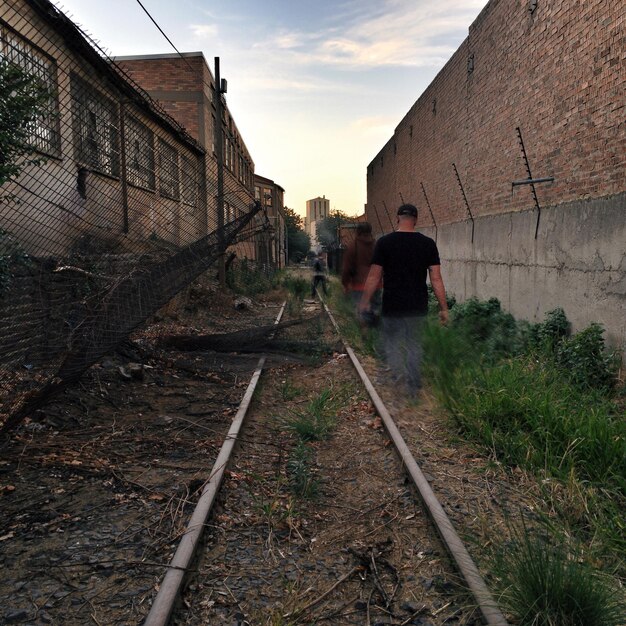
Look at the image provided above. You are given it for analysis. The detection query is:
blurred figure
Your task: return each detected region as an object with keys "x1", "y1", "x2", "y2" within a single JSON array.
[
  {"x1": 341, "y1": 222, "x2": 381, "y2": 326},
  {"x1": 311, "y1": 254, "x2": 328, "y2": 297},
  {"x1": 359, "y1": 204, "x2": 448, "y2": 398}
]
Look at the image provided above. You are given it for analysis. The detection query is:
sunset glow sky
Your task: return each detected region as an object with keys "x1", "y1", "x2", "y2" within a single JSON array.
[{"x1": 53, "y1": 0, "x2": 489, "y2": 216}]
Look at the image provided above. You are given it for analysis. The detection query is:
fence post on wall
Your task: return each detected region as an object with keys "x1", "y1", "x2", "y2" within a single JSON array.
[
  {"x1": 452, "y1": 163, "x2": 474, "y2": 243},
  {"x1": 420, "y1": 182, "x2": 438, "y2": 243},
  {"x1": 513, "y1": 127, "x2": 554, "y2": 239},
  {"x1": 214, "y1": 57, "x2": 225, "y2": 287},
  {"x1": 381, "y1": 200, "x2": 395, "y2": 232}
]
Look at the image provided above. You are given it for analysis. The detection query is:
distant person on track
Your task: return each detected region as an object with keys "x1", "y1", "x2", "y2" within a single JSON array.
[
  {"x1": 311, "y1": 254, "x2": 328, "y2": 297},
  {"x1": 359, "y1": 204, "x2": 448, "y2": 398},
  {"x1": 341, "y1": 222, "x2": 381, "y2": 328}
]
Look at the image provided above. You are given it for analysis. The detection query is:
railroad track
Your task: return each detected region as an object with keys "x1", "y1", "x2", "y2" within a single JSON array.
[{"x1": 144, "y1": 297, "x2": 509, "y2": 625}]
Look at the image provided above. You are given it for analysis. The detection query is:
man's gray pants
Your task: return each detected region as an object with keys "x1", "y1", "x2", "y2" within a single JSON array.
[{"x1": 381, "y1": 315, "x2": 425, "y2": 395}]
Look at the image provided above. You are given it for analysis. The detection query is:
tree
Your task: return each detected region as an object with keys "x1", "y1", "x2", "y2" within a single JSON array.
[
  {"x1": 283, "y1": 206, "x2": 310, "y2": 262},
  {"x1": 316, "y1": 210, "x2": 355, "y2": 250},
  {"x1": 0, "y1": 58, "x2": 52, "y2": 186}
]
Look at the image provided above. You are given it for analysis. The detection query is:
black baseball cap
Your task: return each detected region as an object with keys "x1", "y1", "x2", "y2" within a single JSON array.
[{"x1": 397, "y1": 204, "x2": 418, "y2": 217}]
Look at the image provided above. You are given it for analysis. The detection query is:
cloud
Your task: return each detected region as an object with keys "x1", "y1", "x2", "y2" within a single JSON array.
[
  {"x1": 190, "y1": 23, "x2": 218, "y2": 40},
  {"x1": 252, "y1": 0, "x2": 486, "y2": 69}
]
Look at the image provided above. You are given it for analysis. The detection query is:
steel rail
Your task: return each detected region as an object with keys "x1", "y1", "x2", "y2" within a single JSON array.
[
  {"x1": 143, "y1": 302, "x2": 286, "y2": 626},
  {"x1": 320, "y1": 297, "x2": 509, "y2": 626}
]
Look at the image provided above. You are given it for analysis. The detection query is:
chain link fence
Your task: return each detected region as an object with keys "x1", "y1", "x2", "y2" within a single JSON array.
[{"x1": 1, "y1": 0, "x2": 272, "y2": 429}]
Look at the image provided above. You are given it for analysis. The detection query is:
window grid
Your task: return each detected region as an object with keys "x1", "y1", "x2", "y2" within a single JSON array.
[
  {"x1": 0, "y1": 26, "x2": 60, "y2": 156},
  {"x1": 71, "y1": 74, "x2": 119, "y2": 177},
  {"x1": 158, "y1": 138, "x2": 179, "y2": 200},
  {"x1": 125, "y1": 115, "x2": 155, "y2": 190},
  {"x1": 181, "y1": 153, "x2": 198, "y2": 207}
]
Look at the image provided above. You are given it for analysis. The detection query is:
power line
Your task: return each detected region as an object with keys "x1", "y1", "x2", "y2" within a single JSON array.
[{"x1": 133, "y1": 0, "x2": 195, "y2": 72}]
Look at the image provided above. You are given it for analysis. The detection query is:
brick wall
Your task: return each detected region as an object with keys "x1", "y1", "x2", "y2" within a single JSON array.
[
  {"x1": 117, "y1": 56, "x2": 205, "y2": 141},
  {"x1": 366, "y1": 0, "x2": 625, "y2": 352},
  {"x1": 367, "y1": 0, "x2": 625, "y2": 230}
]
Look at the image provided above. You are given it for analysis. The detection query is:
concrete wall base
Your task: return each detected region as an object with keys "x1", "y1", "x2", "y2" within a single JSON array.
[{"x1": 422, "y1": 192, "x2": 626, "y2": 359}]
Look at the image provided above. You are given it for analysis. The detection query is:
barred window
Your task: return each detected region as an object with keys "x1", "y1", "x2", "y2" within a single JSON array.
[
  {"x1": 158, "y1": 138, "x2": 179, "y2": 200},
  {"x1": 181, "y1": 153, "x2": 198, "y2": 206},
  {"x1": 71, "y1": 74, "x2": 119, "y2": 176},
  {"x1": 0, "y1": 25, "x2": 60, "y2": 156},
  {"x1": 125, "y1": 116, "x2": 155, "y2": 190}
]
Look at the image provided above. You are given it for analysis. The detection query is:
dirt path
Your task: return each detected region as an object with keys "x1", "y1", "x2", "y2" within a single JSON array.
[
  {"x1": 0, "y1": 282, "x2": 537, "y2": 625},
  {"x1": 175, "y1": 305, "x2": 482, "y2": 626}
]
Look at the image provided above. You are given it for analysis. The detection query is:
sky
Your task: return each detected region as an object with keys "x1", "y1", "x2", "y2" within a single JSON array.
[{"x1": 52, "y1": 0, "x2": 489, "y2": 217}]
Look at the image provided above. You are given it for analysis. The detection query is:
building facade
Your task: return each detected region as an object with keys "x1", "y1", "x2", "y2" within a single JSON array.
[
  {"x1": 366, "y1": 0, "x2": 625, "y2": 354},
  {"x1": 115, "y1": 52, "x2": 258, "y2": 261},
  {"x1": 305, "y1": 196, "x2": 330, "y2": 249},
  {"x1": 1, "y1": 0, "x2": 209, "y2": 257},
  {"x1": 254, "y1": 174, "x2": 286, "y2": 270}
]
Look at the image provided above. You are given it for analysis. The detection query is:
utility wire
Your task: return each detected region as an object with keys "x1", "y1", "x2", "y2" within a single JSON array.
[{"x1": 133, "y1": 0, "x2": 195, "y2": 72}]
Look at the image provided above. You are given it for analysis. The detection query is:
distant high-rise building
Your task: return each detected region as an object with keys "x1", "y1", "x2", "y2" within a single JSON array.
[{"x1": 305, "y1": 196, "x2": 330, "y2": 244}]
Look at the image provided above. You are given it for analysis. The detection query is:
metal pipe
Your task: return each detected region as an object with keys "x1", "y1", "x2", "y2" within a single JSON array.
[
  {"x1": 511, "y1": 176, "x2": 554, "y2": 187},
  {"x1": 381, "y1": 199, "x2": 396, "y2": 233},
  {"x1": 452, "y1": 163, "x2": 475, "y2": 244},
  {"x1": 420, "y1": 182, "x2": 438, "y2": 242},
  {"x1": 215, "y1": 57, "x2": 226, "y2": 286},
  {"x1": 321, "y1": 300, "x2": 509, "y2": 626},
  {"x1": 143, "y1": 303, "x2": 286, "y2": 626}
]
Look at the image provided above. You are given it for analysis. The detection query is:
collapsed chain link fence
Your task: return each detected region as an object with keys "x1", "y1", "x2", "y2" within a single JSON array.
[{"x1": 0, "y1": 0, "x2": 275, "y2": 429}]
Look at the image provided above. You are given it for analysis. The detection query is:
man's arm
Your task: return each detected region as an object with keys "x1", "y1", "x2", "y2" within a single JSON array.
[
  {"x1": 428, "y1": 264, "x2": 449, "y2": 324},
  {"x1": 358, "y1": 264, "x2": 383, "y2": 312}
]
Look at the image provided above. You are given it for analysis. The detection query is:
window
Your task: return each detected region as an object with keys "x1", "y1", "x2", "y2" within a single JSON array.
[
  {"x1": 158, "y1": 138, "x2": 179, "y2": 200},
  {"x1": 125, "y1": 115, "x2": 154, "y2": 190},
  {"x1": 225, "y1": 202, "x2": 235, "y2": 223},
  {"x1": 0, "y1": 25, "x2": 60, "y2": 156},
  {"x1": 71, "y1": 74, "x2": 119, "y2": 176},
  {"x1": 181, "y1": 153, "x2": 198, "y2": 206},
  {"x1": 254, "y1": 186, "x2": 261, "y2": 201}
]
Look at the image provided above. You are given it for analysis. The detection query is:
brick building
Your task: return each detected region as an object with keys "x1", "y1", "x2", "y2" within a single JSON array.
[
  {"x1": 1, "y1": 0, "x2": 209, "y2": 256},
  {"x1": 305, "y1": 196, "x2": 330, "y2": 249},
  {"x1": 115, "y1": 52, "x2": 259, "y2": 261},
  {"x1": 254, "y1": 174, "x2": 287, "y2": 270},
  {"x1": 366, "y1": 0, "x2": 625, "y2": 353}
]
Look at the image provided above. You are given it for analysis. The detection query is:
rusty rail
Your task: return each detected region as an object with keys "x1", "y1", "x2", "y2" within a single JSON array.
[
  {"x1": 143, "y1": 302, "x2": 286, "y2": 626},
  {"x1": 320, "y1": 297, "x2": 509, "y2": 626}
]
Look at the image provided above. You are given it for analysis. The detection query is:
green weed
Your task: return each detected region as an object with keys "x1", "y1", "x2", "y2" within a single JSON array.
[
  {"x1": 279, "y1": 379, "x2": 302, "y2": 401},
  {"x1": 493, "y1": 525, "x2": 626, "y2": 626},
  {"x1": 287, "y1": 441, "x2": 319, "y2": 499},
  {"x1": 226, "y1": 258, "x2": 277, "y2": 296}
]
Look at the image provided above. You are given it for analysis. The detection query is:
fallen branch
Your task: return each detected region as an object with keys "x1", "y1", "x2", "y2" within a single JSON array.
[{"x1": 283, "y1": 565, "x2": 363, "y2": 618}]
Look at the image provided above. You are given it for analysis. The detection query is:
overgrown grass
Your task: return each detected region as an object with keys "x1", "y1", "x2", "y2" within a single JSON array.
[
  {"x1": 226, "y1": 258, "x2": 278, "y2": 296},
  {"x1": 282, "y1": 274, "x2": 309, "y2": 300},
  {"x1": 327, "y1": 287, "x2": 380, "y2": 356},
  {"x1": 492, "y1": 524, "x2": 626, "y2": 626},
  {"x1": 280, "y1": 385, "x2": 355, "y2": 500},
  {"x1": 422, "y1": 302, "x2": 626, "y2": 577}
]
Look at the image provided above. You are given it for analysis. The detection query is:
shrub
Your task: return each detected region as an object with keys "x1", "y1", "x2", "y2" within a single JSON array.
[
  {"x1": 534, "y1": 307, "x2": 570, "y2": 350},
  {"x1": 555, "y1": 323, "x2": 619, "y2": 391},
  {"x1": 226, "y1": 258, "x2": 276, "y2": 296},
  {"x1": 493, "y1": 527, "x2": 626, "y2": 626},
  {"x1": 449, "y1": 297, "x2": 522, "y2": 361}
]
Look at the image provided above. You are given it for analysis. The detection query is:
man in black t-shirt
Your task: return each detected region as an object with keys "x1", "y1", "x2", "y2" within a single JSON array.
[{"x1": 359, "y1": 204, "x2": 448, "y2": 397}]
